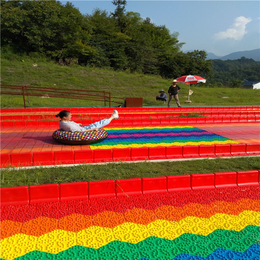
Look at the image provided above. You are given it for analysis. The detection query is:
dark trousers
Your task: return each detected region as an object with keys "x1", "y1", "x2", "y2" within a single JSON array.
[{"x1": 156, "y1": 97, "x2": 167, "y2": 101}]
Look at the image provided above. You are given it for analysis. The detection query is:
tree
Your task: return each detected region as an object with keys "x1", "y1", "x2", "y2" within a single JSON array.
[
  {"x1": 1, "y1": 0, "x2": 94, "y2": 61},
  {"x1": 229, "y1": 79, "x2": 243, "y2": 88},
  {"x1": 111, "y1": 0, "x2": 128, "y2": 33},
  {"x1": 185, "y1": 50, "x2": 213, "y2": 77},
  {"x1": 83, "y1": 9, "x2": 130, "y2": 69}
]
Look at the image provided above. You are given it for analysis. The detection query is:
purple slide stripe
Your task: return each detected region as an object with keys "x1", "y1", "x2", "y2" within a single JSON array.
[{"x1": 108, "y1": 131, "x2": 214, "y2": 138}]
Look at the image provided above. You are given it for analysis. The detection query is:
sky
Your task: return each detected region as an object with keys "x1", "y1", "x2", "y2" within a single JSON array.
[{"x1": 60, "y1": 0, "x2": 260, "y2": 57}]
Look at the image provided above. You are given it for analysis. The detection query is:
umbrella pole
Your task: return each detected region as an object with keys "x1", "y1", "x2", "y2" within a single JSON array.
[{"x1": 185, "y1": 84, "x2": 192, "y2": 103}]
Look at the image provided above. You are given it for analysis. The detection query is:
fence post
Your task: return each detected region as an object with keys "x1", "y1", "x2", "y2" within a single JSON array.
[
  {"x1": 109, "y1": 92, "x2": 111, "y2": 108},
  {"x1": 25, "y1": 86, "x2": 30, "y2": 107},
  {"x1": 103, "y1": 91, "x2": 106, "y2": 106},
  {"x1": 22, "y1": 86, "x2": 26, "y2": 108}
]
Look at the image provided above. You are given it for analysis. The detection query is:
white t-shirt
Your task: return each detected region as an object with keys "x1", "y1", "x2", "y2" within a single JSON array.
[{"x1": 59, "y1": 121, "x2": 85, "y2": 132}]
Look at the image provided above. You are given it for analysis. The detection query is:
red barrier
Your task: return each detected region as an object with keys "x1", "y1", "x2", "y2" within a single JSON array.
[
  {"x1": 70, "y1": 108, "x2": 79, "y2": 112},
  {"x1": 118, "y1": 113, "x2": 125, "y2": 119},
  {"x1": 166, "y1": 146, "x2": 183, "y2": 159},
  {"x1": 30, "y1": 184, "x2": 59, "y2": 203},
  {"x1": 187, "y1": 118, "x2": 197, "y2": 124},
  {"x1": 11, "y1": 152, "x2": 33, "y2": 166},
  {"x1": 0, "y1": 108, "x2": 16, "y2": 112},
  {"x1": 38, "y1": 121, "x2": 50, "y2": 127},
  {"x1": 1, "y1": 115, "x2": 13, "y2": 120},
  {"x1": 33, "y1": 151, "x2": 54, "y2": 165},
  {"x1": 161, "y1": 118, "x2": 170, "y2": 125},
  {"x1": 54, "y1": 151, "x2": 74, "y2": 164},
  {"x1": 1, "y1": 169, "x2": 259, "y2": 205},
  {"x1": 196, "y1": 117, "x2": 206, "y2": 123},
  {"x1": 157, "y1": 113, "x2": 166, "y2": 118},
  {"x1": 230, "y1": 116, "x2": 239, "y2": 122},
  {"x1": 247, "y1": 115, "x2": 256, "y2": 122},
  {"x1": 165, "y1": 113, "x2": 174, "y2": 117},
  {"x1": 113, "y1": 148, "x2": 131, "y2": 161},
  {"x1": 81, "y1": 120, "x2": 92, "y2": 125},
  {"x1": 151, "y1": 119, "x2": 161, "y2": 125},
  {"x1": 74, "y1": 150, "x2": 93, "y2": 163},
  {"x1": 60, "y1": 182, "x2": 88, "y2": 201},
  {"x1": 230, "y1": 144, "x2": 246, "y2": 156},
  {"x1": 116, "y1": 178, "x2": 142, "y2": 196},
  {"x1": 122, "y1": 119, "x2": 133, "y2": 126},
  {"x1": 0, "y1": 154, "x2": 10, "y2": 167},
  {"x1": 213, "y1": 117, "x2": 223, "y2": 123},
  {"x1": 167, "y1": 175, "x2": 191, "y2": 191},
  {"x1": 169, "y1": 118, "x2": 179, "y2": 124},
  {"x1": 12, "y1": 115, "x2": 22, "y2": 120},
  {"x1": 132, "y1": 119, "x2": 142, "y2": 125},
  {"x1": 49, "y1": 121, "x2": 59, "y2": 126},
  {"x1": 191, "y1": 173, "x2": 215, "y2": 190},
  {"x1": 1, "y1": 121, "x2": 15, "y2": 127},
  {"x1": 111, "y1": 119, "x2": 124, "y2": 127},
  {"x1": 148, "y1": 147, "x2": 166, "y2": 160},
  {"x1": 179, "y1": 118, "x2": 188, "y2": 124},
  {"x1": 142, "y1": 119, "x2": 152, "y2": 125},
  {"x1": 88, "y1": 180, "x2": 116, "y2": 199},
  {"x1": 90, "y1": 115, "x2": 100, "y2": 121},
  {"x1": 239, "y1": 116, "x2": 247, "y2": 122},
  {"x1": 218, "y1": 112, "x2": 226, "y2": 117},
  {"x1": 14, "y1": 121, "x2": 26, "y2": 127},
  {"x1": 183, "y1": 145, "x2": 199, "y2": 158},
  {"x1": 142, "y1": 176, "x2": 167, "y2": 194},
  {"x1": 205, "y1": 118, "x2": 214, "y2": 123},
  {"x1": 222, "y1": 117, "x2": 231, "y2": 122},
  {"x1": 0, "y1": 186, "x2": 29, "y2": 206},
  {"x1": 237, "y1": 170, "x2": 259, "y2": 186},
  {"x1": 199, "y1": 145, "x2": 215, "y2": 157},
  {"x1": 215, "y1": 144, "x2": 231, "y2": 156},
  {"x1": 93, "y1": 149, "x2": 113, "y2": 162},
  {"x1": 246, "y1": 143, "x2": 260, "y2": 155},
  {"x1": 214, "y1": 171, "x2": 237, "y2": 188},
  {"x1": 26, "y1": 121, "x2": 38, "y2": 127},
  {"x1": 131, "y1": 147, "x2": 149, "y2": 161},
  {"x1": 30, "y1": 115, "x2": 39, "y2": 121}
]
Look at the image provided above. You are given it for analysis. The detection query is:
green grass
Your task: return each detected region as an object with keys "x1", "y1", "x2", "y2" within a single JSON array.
[
  {"x1": 1, "y1": 157, "x2": 260, "y2": 188},
  {"x1": 1, "y1": 57, "x2": 260, "y2": 108}
]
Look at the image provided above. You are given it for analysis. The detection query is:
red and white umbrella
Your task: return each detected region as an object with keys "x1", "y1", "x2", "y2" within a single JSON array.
[
  {"x1": 176, "y1": 75, "x2": 206, "y2": 85},
  {"x1": 175, "y1": 75, "x2": 206, "y2": 103}
]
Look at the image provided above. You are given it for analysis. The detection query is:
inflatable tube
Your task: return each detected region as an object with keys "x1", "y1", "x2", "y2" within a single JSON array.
[{"x1": 52, "y1": 128, "x2": 108, "y2": 145}]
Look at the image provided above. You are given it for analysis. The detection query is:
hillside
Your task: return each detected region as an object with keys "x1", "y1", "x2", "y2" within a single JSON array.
[
  {"x1": 1, "y1": 57, "x2": 260, "y2": 108},
  {"x1": 207, "y1": 48, "x2": 260, "y2": 61},
  {"x1": 209, "y1": 58, "x2": 260, "y2": 84}
]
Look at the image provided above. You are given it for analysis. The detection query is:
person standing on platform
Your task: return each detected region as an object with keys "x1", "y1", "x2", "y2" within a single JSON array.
[{"x1": 168, "y1": 79, "x2": 181, "y2": 107}]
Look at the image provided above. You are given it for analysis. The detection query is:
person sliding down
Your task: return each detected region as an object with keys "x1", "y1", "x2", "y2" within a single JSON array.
[{"x1": 56, "y1": 110, "x2": 119, "y2": 132}]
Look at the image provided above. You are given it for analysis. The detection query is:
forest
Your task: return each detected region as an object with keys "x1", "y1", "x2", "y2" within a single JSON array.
[
  {"x1": 210, "y1": 58, "x2": 260, "y2": 87},
  {"x1": 1, "y1": 0, "x2": 259, "y2": 87}
]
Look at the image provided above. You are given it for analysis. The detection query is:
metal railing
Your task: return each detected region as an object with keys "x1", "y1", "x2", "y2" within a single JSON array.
[{"x1": 0, "y1": 85, "x2": 124, "y2": 108}]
